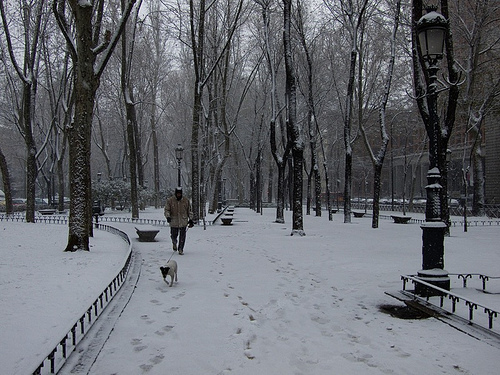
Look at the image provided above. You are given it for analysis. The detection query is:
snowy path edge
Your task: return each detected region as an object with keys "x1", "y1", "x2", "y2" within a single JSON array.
[{"x1": 58, "y1": 249, "x2": 143, "y2": 374}]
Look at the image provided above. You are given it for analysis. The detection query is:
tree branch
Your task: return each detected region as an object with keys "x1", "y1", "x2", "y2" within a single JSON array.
[
  {"x1": 52, "y1": 0, "x2": 77, "y2": 62},
  {"x1": 0, "y1": 0, "x2": 28, "y2": 82},
  {"x1": 95, "y1": 0, "x2": 137, "y2": 79}
]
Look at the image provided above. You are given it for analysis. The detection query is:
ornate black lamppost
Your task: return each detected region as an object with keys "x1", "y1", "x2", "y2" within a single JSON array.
[
  {"x1": 175, "y1": 144, "x2": 183, "y2": 187},
  {"x1": 415, "y1": 6, "x2": 450, "y2": 295}
]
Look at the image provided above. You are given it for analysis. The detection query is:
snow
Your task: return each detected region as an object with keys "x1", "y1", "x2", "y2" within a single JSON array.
[{"x1": 1, "y1": 208, "x2": 500, "y2": 375}]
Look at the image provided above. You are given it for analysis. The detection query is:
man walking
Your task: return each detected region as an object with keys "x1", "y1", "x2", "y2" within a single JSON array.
[{"x1": 164, "y1": 187, "x2": 194, "y2": 255}]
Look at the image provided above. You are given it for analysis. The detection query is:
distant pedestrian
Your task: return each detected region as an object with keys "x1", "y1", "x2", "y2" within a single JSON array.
[{"x1": 164, "y1": 187, "x2": 194, "y2": 255}]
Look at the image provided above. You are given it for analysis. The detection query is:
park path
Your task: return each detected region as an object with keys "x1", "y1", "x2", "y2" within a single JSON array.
[{"x1": 58, "y1": 208, "x2": 500, "y2": 375}]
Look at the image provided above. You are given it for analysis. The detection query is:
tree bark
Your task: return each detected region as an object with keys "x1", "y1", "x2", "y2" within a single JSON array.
[
  {"x1": 0, "y1": 147, "x2": 13, "y2": 214},
  {"x1": 189, "y1": 0, "x2": 206, "y2": 223},
  {"x1": 53, "y1": 0, "x2": 136, "y2": 251},
  {"x1": 283, "y1": 0, "x2": 304, "y2": 235}
]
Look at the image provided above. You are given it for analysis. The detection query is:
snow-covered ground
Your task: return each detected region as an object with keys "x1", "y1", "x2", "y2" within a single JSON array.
[{"x1": 1, "y1": 207, "x2": 500, "y2": 374}]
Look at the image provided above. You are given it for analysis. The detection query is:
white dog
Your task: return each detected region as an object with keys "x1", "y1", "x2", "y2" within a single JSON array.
[{"x1": 160, "y1": 260, "x2": 178, "y2": 287}]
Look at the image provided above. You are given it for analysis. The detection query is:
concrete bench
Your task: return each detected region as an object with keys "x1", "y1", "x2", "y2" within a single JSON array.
[
  {"x1": 135, "y1": 226, "x2": 160, "y2": 242},
  {"x1": 38, "y1": 209, "x2": 57, "y2": 215},
  {"x1": 221, "y1": 217, "x2": 233, "y2": 225},
  {"x1": 391, "y1": 215, "x2": 412, "y2": 224},
  {"x1": 352, "y1": 211, "x2": 365, "y2": 218}
]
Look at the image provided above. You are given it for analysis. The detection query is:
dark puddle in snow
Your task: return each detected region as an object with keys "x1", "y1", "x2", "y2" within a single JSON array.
[{"x1": 379, "y1": 303, "x2": 432, "y2": 320}]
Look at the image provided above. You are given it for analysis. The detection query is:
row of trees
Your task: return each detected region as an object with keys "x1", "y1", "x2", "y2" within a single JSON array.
[{"x1": 1, "y1": 1, "x2": 498, "y2": 250}]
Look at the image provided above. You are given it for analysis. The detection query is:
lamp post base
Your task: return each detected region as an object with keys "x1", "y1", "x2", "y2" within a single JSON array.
[
  {"x1": 421, "y1": 222, "x2": 447, "y2": 269},
  {"x1": 415, "y1": 268, "x2": 450, "y2": 296},
  {"x1": 417, "y1": 222, "x2": 449, "y2": 297}
]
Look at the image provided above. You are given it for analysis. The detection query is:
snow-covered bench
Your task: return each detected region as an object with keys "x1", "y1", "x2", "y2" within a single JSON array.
[
  {"x1": 135, "y1": 226, "x2": 160, "y2": 242},
  {"x1": 391, "y1": 215, "x2": 412, "y2": 224},
  {"x1": 221, "y1": 217, "x2": 233, "y2": 225},
  {"x1": 38, "y1": 209, "x2": 57, "y2": 215}
]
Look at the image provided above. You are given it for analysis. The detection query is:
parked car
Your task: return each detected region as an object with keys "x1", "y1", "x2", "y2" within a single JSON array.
[
  {"x1": 12, "y1": 198, "x2": 27, "y2": 211},
  {"x1": 412, "y1": 197, "x2": 427, "y2": 205}
]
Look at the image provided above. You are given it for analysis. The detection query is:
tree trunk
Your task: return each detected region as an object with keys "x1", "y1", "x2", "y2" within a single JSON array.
[
  {"x1": 297, "y1": 0, "x2": 321, "y2": 218},
  {"x1": 65, "y1": 6, "x2": 97, "y2": 249},
  {"x1": 275, "y1": 163, "x2": 286, "y2": 223},
  {"x1": 124, "y1": 102, "x2": 139, "y2": 219},
  {"x1": 189, "y1": 0, "x2": 206, "y2": 223},
  {"x1": 57, "y1": 0, "x2": 137, "y2": 251},
  {"x1": 24, "y1": 81, "x2": 37, "y2": 223},
  {"x1": 0, "y1": 147, "x2": 13, "y2": 215},
  {"x1": 343, "y1": 50, "x2": 357, "y2": 224},
  {"x1": 471, "y1": 136, "x2": 485, "y2": 216},
  {"x1": 372, "y1": 163, "x2": 382, "y2": 228},
  {"x1": 283, "y1": 0, "x2": 304, "y2": 235}
]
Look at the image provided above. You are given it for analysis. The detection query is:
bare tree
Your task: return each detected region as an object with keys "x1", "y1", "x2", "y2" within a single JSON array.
[
  {"x1": 0, "y1": 0, "x2": 48, "y2": 222},
  {"x1": 188, "y1": 0, "x2": 244, "y2": 222},
  {"x1": 296, "y1": 0, "x2": 322, "y2": 218},
  {"x1": 453, "y1": 0, "x2": 500, "y2": 216},
  {"x1": 254, "y1": 0, "x2": 290, "y2": 224},
  {"x1": 359, "y1": 0, "x2": 401, "y2": 228},
  {"x1": 144, "y1": 0, "x2": 167, "y2": 208},
  {"x1": 53, "y1": 0, "x2": 136, "y2": 251},
  {"x1": 324, "y1": 0, "x2": 370, "y2": 224},
  {"x1": 283, "y1": 0, "x2": 304, "y2": 235},
  {"x1": 121, "y1": 0, "x2": 144, "y2": 219}
]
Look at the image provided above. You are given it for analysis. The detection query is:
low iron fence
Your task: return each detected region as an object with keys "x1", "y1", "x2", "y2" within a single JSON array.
[
  {"x1": 400, "y1": 274, "x2": 499, "y2": 333},
  {"x1": 30, "y1": 223, "x2": 132, "y2": 375},
  {"x1": 0, "y1": 214, "x2": 134, "y2": 375}
]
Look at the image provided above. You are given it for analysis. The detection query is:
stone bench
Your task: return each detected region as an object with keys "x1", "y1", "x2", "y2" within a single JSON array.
[
  {"x1": 135, "y1": 226, "x2": 160, "y2": 242},
  {"x1": 38, "y1": 209, "x2": 57, "y2": 215},
  {"x1": 221, "y1": 217, "x2": 233, "y2": 225},
  {"x1": 391, "y1": 215, "x2": 412, "y2": 224}
]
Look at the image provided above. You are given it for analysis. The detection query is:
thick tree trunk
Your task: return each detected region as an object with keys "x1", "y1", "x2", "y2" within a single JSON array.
[
  {"x1": 275, "y1": 163, "x2": 285, "y2": 223},
  {"x1": 65, "y1": 5, "x2": 97, "y2": 252},
  {"x1": 125, "y1": 101, "x2": 139, "y2": 219},
  {"x1": 189, "y1": 0, "x2": 206, "y2": 223},
  {"x1": 191, "y1": 87, "x2": 202, "y2": 222},
  {"x1": 66, "y1": 84, "x2": 96, "y2": 251},
  {"x1": 283, "y1": 0, "x2": 304, "y2": 235}
]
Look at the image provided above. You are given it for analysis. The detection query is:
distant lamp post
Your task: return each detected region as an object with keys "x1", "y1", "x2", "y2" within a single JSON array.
[
  {"x1": 415, "y1": 6, "x2": 450, "y2": 295},
  {"x1": 175, "y1": 144, "x2": 183, "y2": 187}
]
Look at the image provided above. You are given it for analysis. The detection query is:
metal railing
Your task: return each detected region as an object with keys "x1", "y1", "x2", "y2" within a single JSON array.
[
  {"x1": 401, "y1": 274, "x2": 499, "y2": 332},
  {"x1": 351, "y1": 202, "x2": 500, "y2": 219},
  {"x1": 0, "y1": 214, "x2": 134, "y2": 375},
  {"x1": 361, "y1": 212, "x2": 500, "y2": 227},
  {"x1": 449, "y1": 273, "x2": 500, "y2": 291},
  {"x1": 29, "y1": 223, "x2": 132, "y2": 375}
]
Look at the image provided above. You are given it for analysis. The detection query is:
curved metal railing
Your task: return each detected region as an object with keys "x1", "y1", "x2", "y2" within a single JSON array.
[
  {"x1": 29, "y1": 223, "x2": 132, "y2": 375},
  {"x1": 0, "y1": 215, "x2": 134, "y2": 375}
]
